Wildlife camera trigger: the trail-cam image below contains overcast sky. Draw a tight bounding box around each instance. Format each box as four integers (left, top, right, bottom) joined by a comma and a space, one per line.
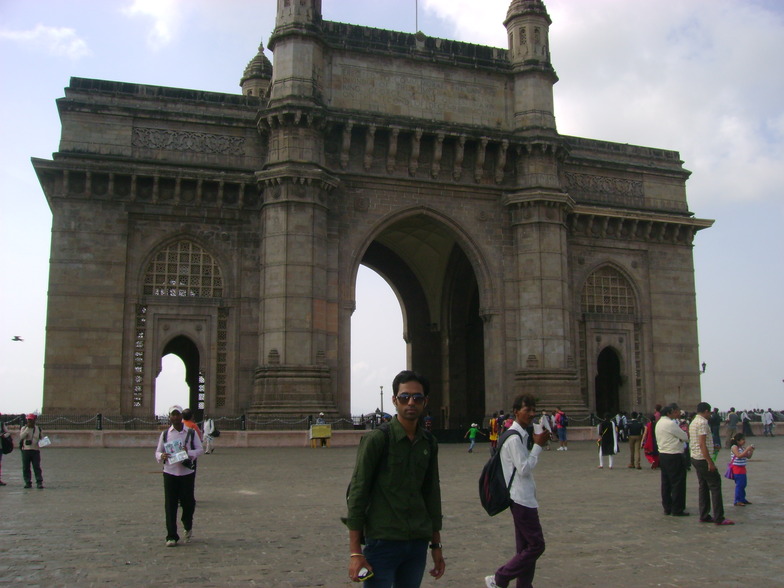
1, 0, 782, 417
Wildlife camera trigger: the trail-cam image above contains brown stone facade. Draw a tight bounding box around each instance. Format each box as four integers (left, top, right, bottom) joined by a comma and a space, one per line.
33, 0, 711, 426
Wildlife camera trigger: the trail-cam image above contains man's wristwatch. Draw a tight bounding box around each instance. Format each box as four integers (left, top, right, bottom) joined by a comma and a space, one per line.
429, 542, 442, 550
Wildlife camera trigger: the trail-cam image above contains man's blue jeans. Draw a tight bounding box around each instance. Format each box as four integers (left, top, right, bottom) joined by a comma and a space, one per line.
363, 538, 428, 587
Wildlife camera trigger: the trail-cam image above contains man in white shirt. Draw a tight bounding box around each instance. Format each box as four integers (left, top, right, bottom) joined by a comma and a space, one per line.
485, 394, 550, 588
155, 405, 204, 546
655, 403, 689, 516
762, 408, 775, 437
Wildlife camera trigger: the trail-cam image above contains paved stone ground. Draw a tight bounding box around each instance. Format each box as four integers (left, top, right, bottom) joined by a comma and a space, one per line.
1, 436, 782, 587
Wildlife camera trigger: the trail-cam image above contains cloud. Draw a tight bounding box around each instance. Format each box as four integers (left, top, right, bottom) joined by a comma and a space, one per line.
121, 0, 182, 50
0, 24, 89, 59
423, 0, 784, 206
423, 0, 507, 45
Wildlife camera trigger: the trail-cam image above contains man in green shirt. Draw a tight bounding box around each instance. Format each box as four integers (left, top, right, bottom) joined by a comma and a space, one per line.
346, 370, 445, 586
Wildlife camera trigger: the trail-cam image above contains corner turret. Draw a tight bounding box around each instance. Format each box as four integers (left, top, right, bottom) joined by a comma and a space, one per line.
276, 0, 322, 28
240, 41, 273, 98
267, 0, 324, 106
504, 0, 558, 134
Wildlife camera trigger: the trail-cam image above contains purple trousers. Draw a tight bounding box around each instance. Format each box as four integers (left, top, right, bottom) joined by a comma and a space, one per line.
494, 502, 546, 588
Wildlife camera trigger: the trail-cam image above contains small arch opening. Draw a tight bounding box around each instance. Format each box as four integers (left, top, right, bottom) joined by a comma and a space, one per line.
595, 347, 621, 417
155, 354, 190, 416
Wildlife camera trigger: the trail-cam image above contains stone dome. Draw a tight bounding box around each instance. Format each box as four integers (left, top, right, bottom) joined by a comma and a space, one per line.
240, 42, 273, 86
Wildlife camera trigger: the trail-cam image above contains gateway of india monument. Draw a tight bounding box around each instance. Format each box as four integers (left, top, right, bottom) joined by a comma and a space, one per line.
32, 0, 712, 427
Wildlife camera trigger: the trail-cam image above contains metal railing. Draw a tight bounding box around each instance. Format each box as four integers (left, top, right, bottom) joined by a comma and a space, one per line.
0, 413, 373, 432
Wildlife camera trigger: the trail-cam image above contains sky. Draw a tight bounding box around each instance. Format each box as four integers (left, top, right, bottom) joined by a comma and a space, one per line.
1, 0, 782, 417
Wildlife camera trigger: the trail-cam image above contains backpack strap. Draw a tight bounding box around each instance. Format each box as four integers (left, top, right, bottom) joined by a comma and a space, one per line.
497, 429, 523, 491
162, 427, 195, 449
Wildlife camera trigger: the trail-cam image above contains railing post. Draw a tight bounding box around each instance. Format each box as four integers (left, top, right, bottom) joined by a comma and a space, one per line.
241, 414, 246, 431
96, 413, 103, 430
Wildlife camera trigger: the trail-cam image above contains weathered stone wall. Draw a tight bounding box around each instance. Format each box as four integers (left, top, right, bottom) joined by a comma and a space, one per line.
34, 1, 711, 421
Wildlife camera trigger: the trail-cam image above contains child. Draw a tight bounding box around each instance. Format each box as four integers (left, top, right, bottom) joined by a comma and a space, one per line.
729, 433, 755, 507
464, 423, 485, 453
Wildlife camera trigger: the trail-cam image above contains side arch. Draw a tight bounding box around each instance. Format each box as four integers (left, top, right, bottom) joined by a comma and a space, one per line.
129, 236, 234, 416
577, 263, 645, 415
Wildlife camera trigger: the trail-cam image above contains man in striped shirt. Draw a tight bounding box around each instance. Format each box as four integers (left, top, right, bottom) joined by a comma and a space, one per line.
689, 402, 734, 525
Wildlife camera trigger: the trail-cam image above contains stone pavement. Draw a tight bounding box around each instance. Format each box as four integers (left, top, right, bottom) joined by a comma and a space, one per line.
1, 436, 782, 588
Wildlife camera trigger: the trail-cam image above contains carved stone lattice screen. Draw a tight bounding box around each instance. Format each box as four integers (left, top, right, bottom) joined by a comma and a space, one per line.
581, 266, 636, 315
143, 240, 223, 298
133, 305, 147, 407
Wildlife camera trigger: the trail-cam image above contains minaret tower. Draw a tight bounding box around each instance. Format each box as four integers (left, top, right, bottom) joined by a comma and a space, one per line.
504, 0, 558, 134
503, 0, 577, 401
267, 0, 323, 107
249, 0, 341, 420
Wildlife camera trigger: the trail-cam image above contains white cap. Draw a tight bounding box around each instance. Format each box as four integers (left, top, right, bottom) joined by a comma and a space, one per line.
168, 405, 183, 415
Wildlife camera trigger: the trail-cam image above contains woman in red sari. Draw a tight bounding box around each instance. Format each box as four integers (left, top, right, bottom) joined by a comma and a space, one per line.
641, 414, 659, 469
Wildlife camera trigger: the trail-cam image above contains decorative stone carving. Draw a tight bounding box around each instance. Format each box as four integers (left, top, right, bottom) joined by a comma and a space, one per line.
475, 137, 488, 183
363, 125, 376, 171
431, 133, 444, 179
409, 129, 423, 177
387, 128, 399, 173
453, 135, 466, 181
132, 127, 245, 155
564, 171, 644, 199
340, 122, 353, 170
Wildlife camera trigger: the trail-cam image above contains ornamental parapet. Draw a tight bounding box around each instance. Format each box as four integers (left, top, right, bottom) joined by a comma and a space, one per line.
32, 158, 260, 211
567, 206, 714, 245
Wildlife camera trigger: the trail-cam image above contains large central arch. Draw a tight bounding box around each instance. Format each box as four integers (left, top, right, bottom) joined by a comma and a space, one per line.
355, 211, 488, 428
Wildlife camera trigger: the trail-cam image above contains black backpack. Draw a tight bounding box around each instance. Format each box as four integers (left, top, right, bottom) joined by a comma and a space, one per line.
1, 431, 13, 454
478, 429, 522, 516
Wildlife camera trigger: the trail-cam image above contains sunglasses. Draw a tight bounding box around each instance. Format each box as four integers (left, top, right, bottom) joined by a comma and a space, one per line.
396, 393, 426, 404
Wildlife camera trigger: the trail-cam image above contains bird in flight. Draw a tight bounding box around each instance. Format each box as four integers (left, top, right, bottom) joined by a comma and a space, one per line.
12, 336, 23, 342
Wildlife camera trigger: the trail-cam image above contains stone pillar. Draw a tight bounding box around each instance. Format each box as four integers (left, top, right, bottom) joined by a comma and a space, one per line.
248, 0, 343, 421
250, 162, 339, 420
505, 141, 579, 402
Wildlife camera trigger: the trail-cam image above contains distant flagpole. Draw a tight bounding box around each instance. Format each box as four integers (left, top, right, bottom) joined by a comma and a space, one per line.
416, 0, 418, 32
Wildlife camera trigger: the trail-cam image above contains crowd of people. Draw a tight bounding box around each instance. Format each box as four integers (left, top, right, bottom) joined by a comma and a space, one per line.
1, 392, 779, 587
